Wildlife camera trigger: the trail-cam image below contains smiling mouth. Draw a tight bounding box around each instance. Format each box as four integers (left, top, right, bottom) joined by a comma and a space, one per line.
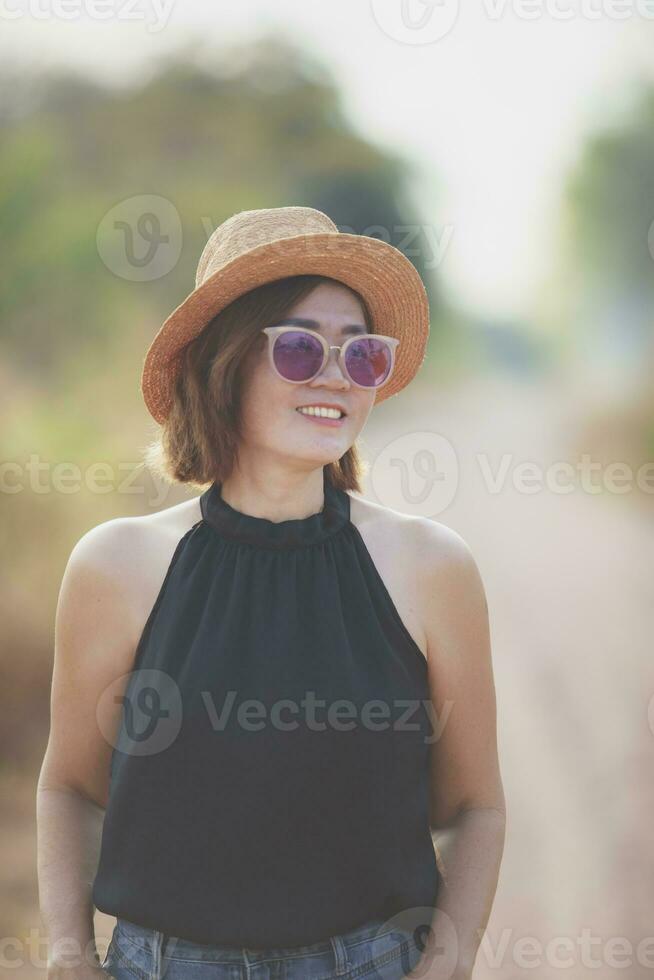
295, 406, 346, 420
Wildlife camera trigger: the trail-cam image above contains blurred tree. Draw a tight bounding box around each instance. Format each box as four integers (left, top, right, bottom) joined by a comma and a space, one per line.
545, 85, 654, 475
564, 89, 654, 298
0, 34, 444, 392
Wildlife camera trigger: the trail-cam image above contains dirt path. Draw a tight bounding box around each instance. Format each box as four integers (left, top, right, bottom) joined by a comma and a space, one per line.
365, 370, 654, 979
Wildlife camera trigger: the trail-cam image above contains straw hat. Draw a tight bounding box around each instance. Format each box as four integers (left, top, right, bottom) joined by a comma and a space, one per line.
140, 206, 430, 423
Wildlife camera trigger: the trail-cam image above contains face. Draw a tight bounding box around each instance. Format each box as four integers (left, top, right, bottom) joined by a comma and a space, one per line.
237, 281, 377, 470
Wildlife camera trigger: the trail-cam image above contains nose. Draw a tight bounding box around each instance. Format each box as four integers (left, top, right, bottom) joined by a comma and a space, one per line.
309, 345, 350, 390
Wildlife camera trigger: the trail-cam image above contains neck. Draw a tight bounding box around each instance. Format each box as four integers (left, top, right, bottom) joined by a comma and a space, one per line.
218, 466, 327, 524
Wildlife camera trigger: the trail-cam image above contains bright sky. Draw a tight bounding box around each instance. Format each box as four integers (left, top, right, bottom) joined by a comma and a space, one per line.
1, 0, 653, 321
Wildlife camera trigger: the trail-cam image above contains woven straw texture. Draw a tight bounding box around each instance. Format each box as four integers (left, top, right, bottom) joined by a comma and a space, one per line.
140, 206, 430, 424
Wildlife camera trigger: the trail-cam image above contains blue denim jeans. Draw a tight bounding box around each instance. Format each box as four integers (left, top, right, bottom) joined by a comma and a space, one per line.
100, 914, 426, 980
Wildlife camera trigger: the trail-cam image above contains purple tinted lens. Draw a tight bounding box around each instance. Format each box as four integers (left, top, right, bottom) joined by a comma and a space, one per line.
272, 331, 324, 381
345, 338, 393, 387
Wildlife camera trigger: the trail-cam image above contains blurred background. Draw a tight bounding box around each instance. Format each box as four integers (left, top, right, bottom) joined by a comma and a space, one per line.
1, 3, 653, 978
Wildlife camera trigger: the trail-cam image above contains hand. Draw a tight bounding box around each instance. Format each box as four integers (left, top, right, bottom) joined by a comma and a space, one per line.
47, 958, 113, 980
407, 942, 473, 980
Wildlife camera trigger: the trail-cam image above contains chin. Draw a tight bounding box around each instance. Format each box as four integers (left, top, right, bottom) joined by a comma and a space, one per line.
284, 442, 350, 467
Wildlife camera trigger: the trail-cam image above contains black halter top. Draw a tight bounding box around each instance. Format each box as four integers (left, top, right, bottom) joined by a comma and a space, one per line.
92, 469, 441, 948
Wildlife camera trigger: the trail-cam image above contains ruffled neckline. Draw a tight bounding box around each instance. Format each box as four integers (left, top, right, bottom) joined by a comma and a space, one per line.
199, 470, 351, 549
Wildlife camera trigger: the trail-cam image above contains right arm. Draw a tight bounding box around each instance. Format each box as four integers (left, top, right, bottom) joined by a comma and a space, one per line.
37, 520, 145, 979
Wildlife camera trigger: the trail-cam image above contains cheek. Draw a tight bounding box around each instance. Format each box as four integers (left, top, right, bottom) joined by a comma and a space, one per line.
240, 360, 295, 431
350, 390, 376, 425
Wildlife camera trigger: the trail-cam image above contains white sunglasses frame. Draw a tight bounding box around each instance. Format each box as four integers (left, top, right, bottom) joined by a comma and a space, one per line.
261, 325, 400, 391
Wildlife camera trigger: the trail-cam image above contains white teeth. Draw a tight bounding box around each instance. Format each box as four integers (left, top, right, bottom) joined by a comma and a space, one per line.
297, 406, 344, 419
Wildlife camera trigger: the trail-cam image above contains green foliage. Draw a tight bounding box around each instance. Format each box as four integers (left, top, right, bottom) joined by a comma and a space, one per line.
1, 36, 444, 418
562, 88, 654, 298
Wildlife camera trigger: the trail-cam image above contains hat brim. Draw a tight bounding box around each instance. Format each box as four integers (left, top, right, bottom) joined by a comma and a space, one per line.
140, 232, 430, 424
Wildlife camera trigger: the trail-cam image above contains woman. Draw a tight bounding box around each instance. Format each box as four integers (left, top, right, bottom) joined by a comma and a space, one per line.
38, 207, 506, 980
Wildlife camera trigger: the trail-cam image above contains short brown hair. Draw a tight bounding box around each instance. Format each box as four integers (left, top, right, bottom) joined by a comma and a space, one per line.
142, 275, 374, 493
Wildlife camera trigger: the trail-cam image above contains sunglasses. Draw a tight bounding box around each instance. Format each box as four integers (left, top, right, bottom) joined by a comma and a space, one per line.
261, 326, 399, 390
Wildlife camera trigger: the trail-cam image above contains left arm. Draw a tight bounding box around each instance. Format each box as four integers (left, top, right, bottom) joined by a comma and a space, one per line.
414, 521, 506, 980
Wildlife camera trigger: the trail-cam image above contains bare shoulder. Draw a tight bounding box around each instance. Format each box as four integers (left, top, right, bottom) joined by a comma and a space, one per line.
44, 494, 203, 805
62, 491, 203, 652
348, 489, 475, 571
405, 509, 488, 614
347, 491, 487, 662
69, 492, 200, 580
